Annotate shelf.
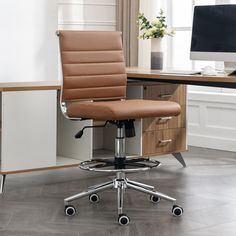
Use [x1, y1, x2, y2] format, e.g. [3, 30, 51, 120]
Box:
[56, 156, 81, 167]
[93, 149, 114, 159]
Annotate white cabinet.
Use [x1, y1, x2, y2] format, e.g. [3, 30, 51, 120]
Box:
[0, 88, 93, 175]
[1, 90, 57, 172]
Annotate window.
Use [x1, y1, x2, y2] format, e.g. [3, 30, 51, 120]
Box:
[166, 0, 216, 70]
[158, 0, 236, 93]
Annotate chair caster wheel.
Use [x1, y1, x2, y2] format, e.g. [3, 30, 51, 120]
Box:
[65, 205, 76, 216]
[150, 195, 161, 203]
[172, 205, 184, 217]
[118, 214, 130, 226]
[89, 193, 100, 203]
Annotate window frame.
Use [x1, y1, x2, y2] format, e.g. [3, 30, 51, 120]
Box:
[166, 0, 232, 70]
[164, 0, 236, 93]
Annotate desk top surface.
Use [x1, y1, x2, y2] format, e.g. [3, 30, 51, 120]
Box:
[126, 67, 236, 84]
[1, 67, 236, 91]
[0, 80, 61, 92]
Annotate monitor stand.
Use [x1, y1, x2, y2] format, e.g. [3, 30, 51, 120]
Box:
[224, 62, 236, 76]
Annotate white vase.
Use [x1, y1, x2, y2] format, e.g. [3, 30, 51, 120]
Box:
[151, 38, 163, 70]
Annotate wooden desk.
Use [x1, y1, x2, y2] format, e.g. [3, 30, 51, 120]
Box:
[0, 81, 61, 92]
[126, 67, 236, 88]
[4, 67, 233, 193]
[0, 77, 187, 193]
[126, 69, 188, 168]
[1, 67, 235, 91]
[1, 69, 235, 193]
[126, 67, 236, 170]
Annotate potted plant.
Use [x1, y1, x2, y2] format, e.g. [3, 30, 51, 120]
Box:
[138, 9, 174, 69]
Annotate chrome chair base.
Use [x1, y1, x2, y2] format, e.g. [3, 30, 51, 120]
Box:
[64, 170, 183, 225]
[64, 123, 183, 225]
[64, 171, 176, 206]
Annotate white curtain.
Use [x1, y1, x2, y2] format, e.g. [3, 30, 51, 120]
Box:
[116, 0, 140, 66]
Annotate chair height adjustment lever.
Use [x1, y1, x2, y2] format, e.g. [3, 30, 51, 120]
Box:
[75, 121, 109, 139]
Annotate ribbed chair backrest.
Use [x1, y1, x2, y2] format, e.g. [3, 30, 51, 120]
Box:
[59, 31, 127, 102]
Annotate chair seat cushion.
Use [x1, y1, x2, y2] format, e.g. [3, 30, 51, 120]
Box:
[67, 99, 181, 121]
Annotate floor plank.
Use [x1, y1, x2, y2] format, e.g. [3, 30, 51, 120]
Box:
[1, 146, 236, 236]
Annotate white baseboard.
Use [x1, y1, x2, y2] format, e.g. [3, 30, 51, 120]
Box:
[188, 133, 236, 152]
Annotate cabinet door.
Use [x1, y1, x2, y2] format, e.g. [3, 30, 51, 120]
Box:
[143, 128, 186, 156]
[143, 84, 187, 132]
[143, 105, 186, 131]
[1, 90, 57, 172]
[143, 84, 186, 105]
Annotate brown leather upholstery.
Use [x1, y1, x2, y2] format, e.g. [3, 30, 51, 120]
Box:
[59, 30, 181, 121]
[59, 31, 127, 101]
[67, 100, 181, 121]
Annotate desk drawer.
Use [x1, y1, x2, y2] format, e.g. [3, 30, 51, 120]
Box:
[143, 105, 186, 131]
[143, 84, 186, 106]
[142, 128, 186, 156]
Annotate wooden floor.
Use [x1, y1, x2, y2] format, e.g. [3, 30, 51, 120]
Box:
[1, 146, 236, 236]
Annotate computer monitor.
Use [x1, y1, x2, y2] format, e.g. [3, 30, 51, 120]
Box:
[190, 4, 236, 72]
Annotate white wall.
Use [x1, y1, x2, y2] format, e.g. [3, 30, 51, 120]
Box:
[58, 0, 116, 31]
[0, 0, 58, 82]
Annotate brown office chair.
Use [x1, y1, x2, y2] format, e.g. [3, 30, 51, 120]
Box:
[58, 30, 183, 225]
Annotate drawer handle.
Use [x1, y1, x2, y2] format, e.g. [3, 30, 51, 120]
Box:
[158, 117, 173, 123]
[159, 94, 172, 98]
[159, 139, 172, 144]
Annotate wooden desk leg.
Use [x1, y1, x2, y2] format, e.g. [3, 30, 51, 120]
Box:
[0, 174, 6, 194]
[172, 153, 186, 168]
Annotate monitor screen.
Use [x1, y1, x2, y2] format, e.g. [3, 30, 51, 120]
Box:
[191, 5, 236, 53]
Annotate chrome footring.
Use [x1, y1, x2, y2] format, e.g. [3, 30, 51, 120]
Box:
[79, 158, 161, 173]
[79, 125, 160, 173]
